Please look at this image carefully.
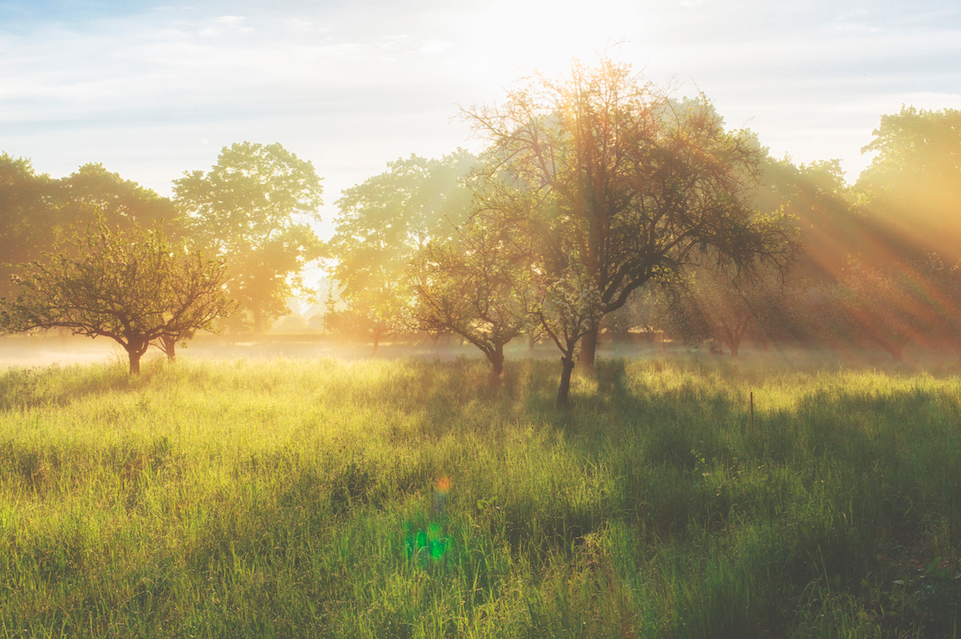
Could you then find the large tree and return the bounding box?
[0,222,233,374]
[327,149,477,349]
[1,156,181,299]
[856,106,961,265]
[464,58,796,368]
[173,142,324,333]
[755,156,863,285]
[0,154,55,299]
[58,162,180,235]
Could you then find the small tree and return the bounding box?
[0,222,233,373]
[325,283,411,356]
[682,266,793,357]
[527,264,605,406]
[412,217,530,380]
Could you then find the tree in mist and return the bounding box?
[58,162,181,236]
[173,142,324,333]
[0,221,232,374]
[326,150,477,350]
[832,256,961,362]
[0,154,54,300]
[755,156,865,284]
[672,266,792,357]
[856,106,961,264]
[600,285,668,345]
[324,283,411,356]
[411,215,530,380]
[463,57,797,369]
[1,155,181,301]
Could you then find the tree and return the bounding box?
[411,215,530,380]
[856,106,961,265]
[0,222,233,374]
[0,154,55,300]
[832,256,961,362]
[464,57,796,368]
[1,157,181,300]
[57,162,180,236]
[173,142,324,333]
[600,285,667,345]
[666,265,793,357]
[755,156,864,285]
[327,150,477,350]
[527,262,605,406]
[325,282,411,356]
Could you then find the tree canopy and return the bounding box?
[0,154,53,299]
[173,142,324,332]
[464,58,797,370]
[327,149,478,347]
[0,156,180,299]
[0,221,233,374]
[855,106,961,265]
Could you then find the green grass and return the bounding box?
[1,353,960,637]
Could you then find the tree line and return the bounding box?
[2,58,960,404]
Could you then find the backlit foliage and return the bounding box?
[0,221,232,373]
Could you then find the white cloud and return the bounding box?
[214,15,245,26]
[420,40,453,55]
[1,0,958,203]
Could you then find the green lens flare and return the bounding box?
[405,521,449,562]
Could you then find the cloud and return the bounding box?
[420,40,453,55]
[1,0,959,201]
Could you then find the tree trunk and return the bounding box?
[127,346,142,375]
[556,356,576,407]
[726,330,741,358]
[253,309,263,334]
[880,340,904,363]
[160,334,177,361]
[528,332,538,352]
[490,345,505,381]
[579,325,599,369]
[372,334,380,357]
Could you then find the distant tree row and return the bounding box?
[3,58,960,401]
[0,143,324,371]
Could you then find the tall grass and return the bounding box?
[0,354,959,637]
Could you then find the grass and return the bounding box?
[1,351,960,637]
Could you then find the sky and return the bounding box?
[2,0,959,238]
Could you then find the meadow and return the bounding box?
[1,349,960,638]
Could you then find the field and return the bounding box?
[1,346,960,637]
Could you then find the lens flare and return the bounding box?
[404,476,452,564]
